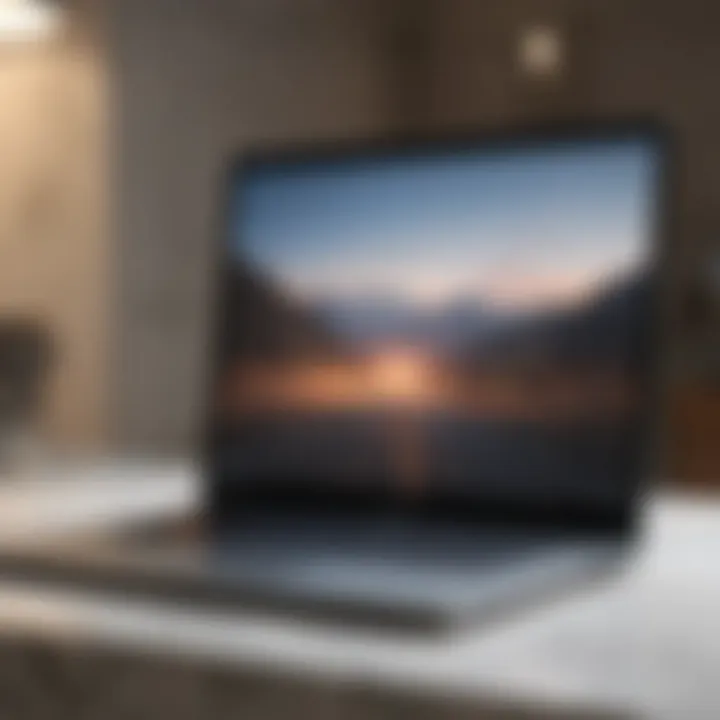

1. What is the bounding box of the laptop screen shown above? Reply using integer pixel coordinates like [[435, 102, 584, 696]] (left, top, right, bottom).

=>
[[210, 129, 663, 528]]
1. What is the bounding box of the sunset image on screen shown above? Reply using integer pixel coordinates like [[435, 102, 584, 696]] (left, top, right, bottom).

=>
[[216, 138, 657, 498]]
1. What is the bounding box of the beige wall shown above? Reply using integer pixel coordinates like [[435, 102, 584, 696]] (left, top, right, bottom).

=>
[[0, 1, 109, 451], [0, 0, 392, 455]]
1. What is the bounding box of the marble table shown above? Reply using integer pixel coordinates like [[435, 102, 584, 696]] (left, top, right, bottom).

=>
[[0, 463, 716, 719]]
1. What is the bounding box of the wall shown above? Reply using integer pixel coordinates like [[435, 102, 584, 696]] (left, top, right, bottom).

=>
[[0, 0, 109, 451]]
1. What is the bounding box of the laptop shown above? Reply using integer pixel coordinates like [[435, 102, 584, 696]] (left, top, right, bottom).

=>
[[0, 123, 668, 631]]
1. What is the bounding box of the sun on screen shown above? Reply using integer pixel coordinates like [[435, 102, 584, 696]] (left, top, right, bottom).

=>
[[367, 349, 435, 401]]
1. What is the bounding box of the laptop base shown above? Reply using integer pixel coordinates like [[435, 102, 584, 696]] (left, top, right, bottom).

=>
[[0, 513, 627, 633]]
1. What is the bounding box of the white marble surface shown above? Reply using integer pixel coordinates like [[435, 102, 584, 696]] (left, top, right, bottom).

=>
[[0, 465, 717, 719]]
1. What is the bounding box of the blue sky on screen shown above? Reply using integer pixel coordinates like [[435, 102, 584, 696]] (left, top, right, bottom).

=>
[[233, 139, 657, 310]]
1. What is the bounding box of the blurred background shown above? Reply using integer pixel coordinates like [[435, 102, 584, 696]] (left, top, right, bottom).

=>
[[0, 0, 718, 484]]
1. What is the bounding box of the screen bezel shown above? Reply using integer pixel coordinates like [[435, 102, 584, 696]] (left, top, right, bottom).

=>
[[204, 119, 673, 536]]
